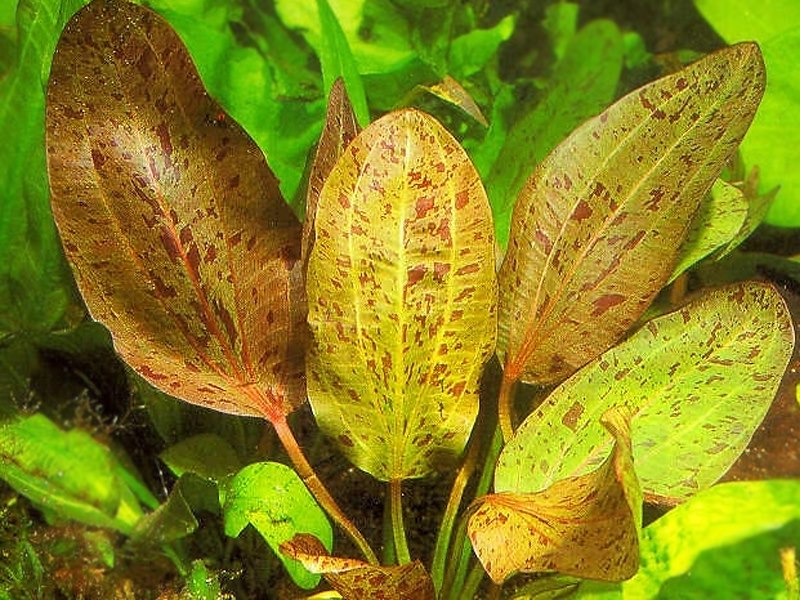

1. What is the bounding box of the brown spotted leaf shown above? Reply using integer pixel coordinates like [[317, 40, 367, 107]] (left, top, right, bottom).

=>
[[306, 109, 497, 480], [302, 77, 360, 272], [498, 43, 766, 385], [496, 282, 794, 505], [280, 533, 435, 600], [46, 0, 305, 420], [422, 76, 489, 127], [468, 408, 641, 584]]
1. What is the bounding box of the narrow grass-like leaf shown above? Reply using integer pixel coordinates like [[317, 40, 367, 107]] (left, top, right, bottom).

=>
[[316, 0, 369, 126], [469, 408, 640, 584], [668, 179, 748, 282], [46, 0, 305, 420], [498, 43, 766, 385], [281, 533, 435, 600], [306, 109, 497, 480], [302, 78, 360, 272], [496, 282, 794, 505], [223, 462, 332, 590]]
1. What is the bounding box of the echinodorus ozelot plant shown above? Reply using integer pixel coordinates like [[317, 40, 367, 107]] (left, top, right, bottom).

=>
[[39, 0, 796, 597]]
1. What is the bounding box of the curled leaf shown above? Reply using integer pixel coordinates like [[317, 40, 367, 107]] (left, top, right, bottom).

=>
[[46, 0, 305, 420], [498, 43, 766, 385], [307, 109, 497, 480], [468, 408, 641, 584], [281, 533, 435, 600]]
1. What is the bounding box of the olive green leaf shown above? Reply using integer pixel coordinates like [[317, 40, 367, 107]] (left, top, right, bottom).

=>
[[718, 166, 779, 256], [281, 533, 435, 600], [306, 109, 497, 480], [668, 179, 748, 282], [223, 462, 333, 590], [159, 433, 242, 483], [46, 0, 306, 420], [498, 43, 766, 386], [496, 282, 794, 505], [468, 408, 640, 584], [130, 478, 198, 546], [302, 77, 361, 273]]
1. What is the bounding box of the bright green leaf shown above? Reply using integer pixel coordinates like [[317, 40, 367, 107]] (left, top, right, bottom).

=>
[[306, 109, 497, 481], [316, 0, 369, 126], [605, 480, 800, 599], [669, 179, 748, 282], [183, 559, 224, 600], [542, 2, 579, 60], [0, 0, 83, 334], [497, 283, 794, 505], [0, 413, 143, 533], [695, 0, 800, 41], [448, 15, 514, 79], [694, 1, 800, 226], [160, 433, 242, 483], [223, 462, 332, 590], [487, 19, 624, 247]]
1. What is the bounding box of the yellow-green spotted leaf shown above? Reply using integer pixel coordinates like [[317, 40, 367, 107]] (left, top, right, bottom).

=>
[[307, 109, 497, 480], [496, 282, 794, 505], [468, 408, 641, 584], [498, 44, 765, 386]]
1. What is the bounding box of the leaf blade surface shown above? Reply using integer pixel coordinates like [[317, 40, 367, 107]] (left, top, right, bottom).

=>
[[46, 0, 305, 419], [498, 43, 766, 385], [307, 109, 497, 480]]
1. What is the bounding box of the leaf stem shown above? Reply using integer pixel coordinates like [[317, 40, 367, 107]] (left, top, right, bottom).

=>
[[498, 371, 518, 444], [272, 415, 378, 564], [431, 434, 480, 594], [389, 477, 411, 564]]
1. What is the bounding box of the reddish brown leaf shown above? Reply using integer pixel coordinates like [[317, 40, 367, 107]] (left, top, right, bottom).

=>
[[46, 0, 305, 420], [498, 43, 766, 386], [302, 78, 361, 273], [468, 408, 641, 584], [281, 533, 435, 600]]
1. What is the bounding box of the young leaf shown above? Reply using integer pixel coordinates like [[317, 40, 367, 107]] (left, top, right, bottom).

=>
[[668, 179, 748, 282], [306, 109, 497, 480], [718, 166, 779, 257], [130, 478, 198, 545], [46, 0, 306, 420], [281, 533, 435, 600], [498, 43, 766, 386], [302, 78, 361, 273], [159, 433, 242, 482], [496, 282, 794, 505], [468, 408, 640, 584], [223, 462, 333, 590], [421, 76, 488, 127], [0, 413, 143, 534]]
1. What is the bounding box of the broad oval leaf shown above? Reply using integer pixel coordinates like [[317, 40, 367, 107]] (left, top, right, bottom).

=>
[[46, 0, 305, 420], [496, 282, 794, 504], [306, 108, 497, 480], [281, 533, 435, 600], [469, 408, 640, 584], [223, 462, 332, 590], [498, 43, 766, 385]]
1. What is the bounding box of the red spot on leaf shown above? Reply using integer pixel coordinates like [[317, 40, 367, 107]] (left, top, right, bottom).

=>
[[416, 196, 434, 219], [591, 293, 626, 316]]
